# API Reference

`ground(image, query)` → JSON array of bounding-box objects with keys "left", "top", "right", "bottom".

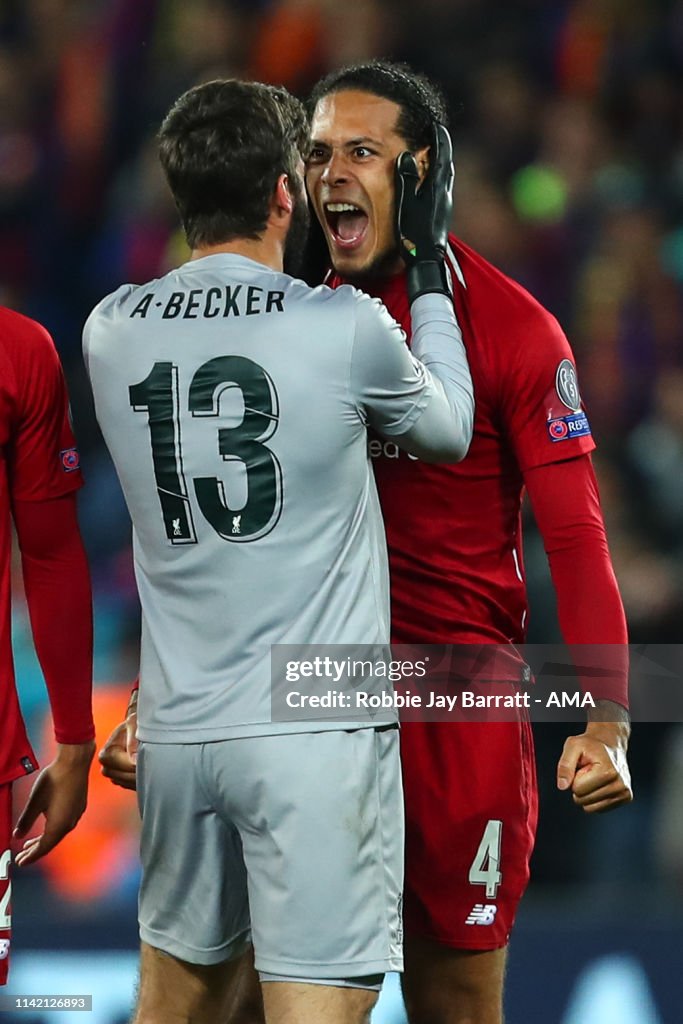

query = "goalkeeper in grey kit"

[{"left": 91, "top": 77, "right": 469, "bottom": 1024}]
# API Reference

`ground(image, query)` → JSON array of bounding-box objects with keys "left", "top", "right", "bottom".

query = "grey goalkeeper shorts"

[{"left": 136, "top": 726, "right": 404, "bottom": 979}]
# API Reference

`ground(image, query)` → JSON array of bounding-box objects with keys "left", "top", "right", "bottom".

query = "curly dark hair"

[{"left": 308, "top": 60, "right": 448, "bottom": 150}]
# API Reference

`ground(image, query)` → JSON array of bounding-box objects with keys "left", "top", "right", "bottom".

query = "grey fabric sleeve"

[
  {"left": 350, "top": 291, "right": 474, "bottom": 464},
  {"left": 405, "top": 292, "right": 474, "bottom": 462}
]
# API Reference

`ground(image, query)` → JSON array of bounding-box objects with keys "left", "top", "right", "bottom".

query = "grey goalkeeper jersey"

[{"left": 83, "top": 253, "right": 473, "bottom": 741}]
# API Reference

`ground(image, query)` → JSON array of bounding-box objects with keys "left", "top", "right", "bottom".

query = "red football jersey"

[
  {"left": 333, "top": 236, "right": 595, "bottom": 645},
  {"left": 0, "top": 308, "right": 83, "bottom": 785}
]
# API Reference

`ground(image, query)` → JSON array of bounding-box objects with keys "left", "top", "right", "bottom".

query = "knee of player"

[{"left": 403, "top": 976, "right": 503, "bottom": 1024}]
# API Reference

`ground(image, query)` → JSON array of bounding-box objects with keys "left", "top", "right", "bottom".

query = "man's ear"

[
  {"left": 274, "top": 173, "right": 294, "bottom": 217},
  {"left": 414, "top": 145, "right": 430, "bottom": 185}
]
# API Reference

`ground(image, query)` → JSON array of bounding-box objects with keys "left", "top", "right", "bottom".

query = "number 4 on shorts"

[{"left": 468, "top": 819, "right": 502, "bottom": 898}]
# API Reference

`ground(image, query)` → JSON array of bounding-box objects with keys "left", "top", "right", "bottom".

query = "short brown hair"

[{"left": 159, "top": 79, "right": 309, "bottom": 248}]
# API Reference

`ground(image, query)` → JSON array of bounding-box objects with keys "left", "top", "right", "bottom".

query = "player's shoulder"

[
  {"left": 289, "top": 276, "right": 362, "bottom": 306},
  {"left": 0, "top": 305, "right": 56, "bottom": 357},
  {"left": 0, "top": 306, "right": 62, "bottom": 392},
  {"left": 448, "top": 235, "right": 560, "bottom": 335},
  {"left": 85, "top": 281, "right": 153, "bottom": 328},
  {"left": 288, "top": 276, "right": 389, "bottom": 325}
]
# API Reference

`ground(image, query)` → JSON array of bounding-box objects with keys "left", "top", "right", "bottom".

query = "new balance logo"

[{"left": 465, "top": 904, "right": 497, "bottom": 925}]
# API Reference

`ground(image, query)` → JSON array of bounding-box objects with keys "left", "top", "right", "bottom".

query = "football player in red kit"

[
  {"left": 304, "top": 61, "right": 632, "bottom": 1024},
  {"left": 100, "top": 60, "right": 632, "bottom": 1024},
  {"left": 0, "top": 307, "right": 95, "bottom": 985}
]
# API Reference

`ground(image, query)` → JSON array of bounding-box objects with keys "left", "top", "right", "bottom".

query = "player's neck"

[
  {"left": 337, "top": 251, "right": 406, "bottom": 288},
  {"left": 191, "top": 235, "right": 283, "bottom": 273}
]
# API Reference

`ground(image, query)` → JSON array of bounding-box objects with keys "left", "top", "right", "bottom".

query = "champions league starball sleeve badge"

[{"left": 546, "top": 359, "right": 592, "bottom": 443}]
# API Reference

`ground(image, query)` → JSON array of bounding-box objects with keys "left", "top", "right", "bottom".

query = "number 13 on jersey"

[{"left": 130, "top": 357, "right": 283, "bottom": 545}]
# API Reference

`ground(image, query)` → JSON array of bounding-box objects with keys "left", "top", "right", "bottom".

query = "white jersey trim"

[
  {"left": 446, "top": 243, "right": 467, "bottom": 289},
  {"left": 511, "top": 546, "right": 524, "bottom": 583}
]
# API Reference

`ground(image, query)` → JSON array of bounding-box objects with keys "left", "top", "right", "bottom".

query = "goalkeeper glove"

[{"left": 395, "top": 123, "right": 454, "bottom": 302}]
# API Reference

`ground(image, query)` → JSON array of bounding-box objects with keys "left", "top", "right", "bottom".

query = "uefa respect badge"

[
  {"left": 547, "top": 411, "right": 591, "bottom": 442},
  {"left": 60, "top": 447, "right": 80, "bottom": 472}
]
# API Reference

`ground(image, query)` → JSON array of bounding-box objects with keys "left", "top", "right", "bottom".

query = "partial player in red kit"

[
  {"left": 99, "top": 61, "right": 633, "bottom": 1024},
  {"left": 0, "top": 307, "right": 95, "bottom": 985},
  {"left": 305, "top": 61, "right": 633, "bottom": 1024}
]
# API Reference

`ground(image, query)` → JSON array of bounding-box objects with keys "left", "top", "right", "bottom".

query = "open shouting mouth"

[{"left": 324, "top": 201, "right": 369, "bottom": 250}]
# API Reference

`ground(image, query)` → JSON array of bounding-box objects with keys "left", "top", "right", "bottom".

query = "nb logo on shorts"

[
  {"left": 465, "top": 904, "right": 497, "bottom": 926},
  {"left": 0, "top": 939, "right": 10, "bottom": 959}
]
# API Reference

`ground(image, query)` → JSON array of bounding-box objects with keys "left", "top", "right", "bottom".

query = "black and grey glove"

[{"left": 395, "top": 123, "right": 454, "bottom": 302}]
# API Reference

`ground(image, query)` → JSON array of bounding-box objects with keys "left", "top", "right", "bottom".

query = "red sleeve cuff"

[{"left": 54, "top": 725, "right": 96, "bottom": 745}]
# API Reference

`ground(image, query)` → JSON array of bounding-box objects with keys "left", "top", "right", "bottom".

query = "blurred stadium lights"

[
  {"left": 562, "top": 955, "right": 663, "bottom": 1024},
  {"left": 4, "top": 952, "right": 137, "bottom": 1024}
]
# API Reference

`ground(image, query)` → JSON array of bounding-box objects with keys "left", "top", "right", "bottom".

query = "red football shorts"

[
  {"left": 401, "top": 718, "right": 538, "bottom": 949},
  {"left": 0, "top": 784, "right": 12, "bottom": 985}
]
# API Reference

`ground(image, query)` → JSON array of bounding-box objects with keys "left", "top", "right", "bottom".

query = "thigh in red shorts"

[
  {"left": 0, "top": 784, "right": 12, "bottom": 984},
  {"left": 401, "top": 718, "right": 538, "bottom": 949}
]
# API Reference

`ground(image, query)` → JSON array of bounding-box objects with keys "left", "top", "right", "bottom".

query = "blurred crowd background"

[{"left": 1, "top": 0, "right": 682, "bottom": 1017}]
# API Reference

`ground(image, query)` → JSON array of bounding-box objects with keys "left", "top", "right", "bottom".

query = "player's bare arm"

[
  {"left": 99, "top": 687, "right": 138, "bottom": 791},
  {"left": 13, "top": 740, "right": 95, "bottom": 866}
]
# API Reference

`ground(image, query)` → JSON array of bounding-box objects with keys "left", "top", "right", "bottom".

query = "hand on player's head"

[
  {"left": 395, "top": 123, "right": 454, "bottom": 301},
  {"left": 395, "top": 123, "right": 453, "bottom": 267}
]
